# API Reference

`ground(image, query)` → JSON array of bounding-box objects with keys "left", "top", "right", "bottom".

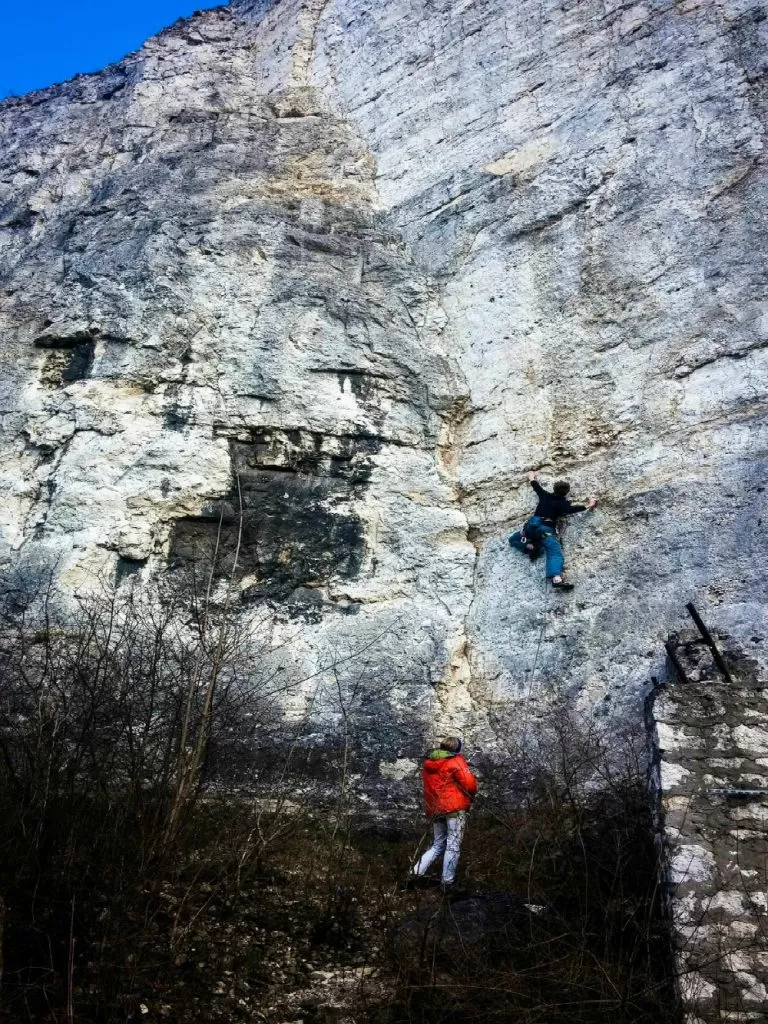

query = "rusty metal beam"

[
  {"left": 664, "top": 641, "right": 691, "bottom": 685},
  {"left": 685, "top": 602, "right": 734, "bottom": 684}
]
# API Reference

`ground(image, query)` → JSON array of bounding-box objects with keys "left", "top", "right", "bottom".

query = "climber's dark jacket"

[{"left": 530, "top": 480, "right": 586, "bottom": 524}]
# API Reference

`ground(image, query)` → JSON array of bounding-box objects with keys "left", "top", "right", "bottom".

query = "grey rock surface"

[{"left": 1, "top": 0, "right": 767, "bottom": 756}]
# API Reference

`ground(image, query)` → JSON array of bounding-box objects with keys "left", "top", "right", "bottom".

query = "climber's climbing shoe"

[{"left": 550, "top": 580, "right": 574, "bottom": 591}]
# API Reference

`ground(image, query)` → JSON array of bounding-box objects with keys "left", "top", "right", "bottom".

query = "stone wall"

[{"left": 648, "top": 626, "right": 768, "bottom": 1021}]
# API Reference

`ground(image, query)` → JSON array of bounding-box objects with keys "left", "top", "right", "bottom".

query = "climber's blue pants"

[{"left": 509, "top": 517, "right": 564, "bottom": 579}]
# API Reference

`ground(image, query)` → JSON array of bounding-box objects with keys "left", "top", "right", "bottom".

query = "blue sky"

[{"left": 1, "top": 1, "right": 226, "bottom": 99}]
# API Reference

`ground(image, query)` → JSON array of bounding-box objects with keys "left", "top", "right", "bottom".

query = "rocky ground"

[{"left": 2, "top": 798, "right": 677, "bottom": 1024}]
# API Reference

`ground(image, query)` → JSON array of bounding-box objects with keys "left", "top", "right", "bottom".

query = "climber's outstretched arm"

[
  {"left": 562, "top": 496, "right": 598, "bottom": 515},
  {"left": 528, "top": 471, "right": 546, "bottom": 497}
]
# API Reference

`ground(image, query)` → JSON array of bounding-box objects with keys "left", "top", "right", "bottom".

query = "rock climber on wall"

[{"left": 509, "top": 472, "right": 598, "bottom": 590}]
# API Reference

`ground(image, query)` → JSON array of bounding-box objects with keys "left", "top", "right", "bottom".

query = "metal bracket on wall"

[
  {"left": 686, "top": 602, "right": 734, "bottom": 685},
  {"left": 664, "top": 640, "right": 691, "bottom": 685}
]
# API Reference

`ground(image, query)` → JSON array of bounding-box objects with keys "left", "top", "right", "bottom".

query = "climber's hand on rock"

[
  {"left": 528, "top": 471, "right": 537, "bottom": 482},
  {"left": 587, "top": 497, "right": 598, "bottom": 509}
]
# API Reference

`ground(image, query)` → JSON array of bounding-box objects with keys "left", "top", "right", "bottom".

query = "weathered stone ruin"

[{"left": 649, "top": 624, "right": 768, "bottom": 1022}]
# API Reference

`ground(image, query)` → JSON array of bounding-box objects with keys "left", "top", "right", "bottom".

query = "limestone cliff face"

[{"left": 1, "top": 0, "right": 767, "bottom": 748}]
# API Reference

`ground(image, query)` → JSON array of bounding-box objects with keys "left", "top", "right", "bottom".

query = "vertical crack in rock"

[
  {"left": 432, "top": 392, "right": 480, "bottom": 725},
  {"left": 291, "top": 0, "right": 332, "bottom": 88}
]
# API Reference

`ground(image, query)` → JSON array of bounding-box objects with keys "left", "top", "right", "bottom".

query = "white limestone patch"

[
  {"left": 678, "top": 971, "right": 717, "bottom": 1006},
  {"left": 734, "top": 726, "right": 768, "bottom": 755},
  {"left": 736, "top": 972, "right": 768, "bottom": 1005},
  {"left": 660, "top": 761, "right": 691, "bottom": 790},
  {"left": 708, "top": 891, "right": 749, "bottom": 916},
  {"left": 378, "top": 758, "right": 418, "bottom": 782},
  {"left": 656, "top": 723, "right": 706, "bottom": 752},
  {"left": 669, "top": 844, "right": 717, "bottom": 885},
  {"left": 482, "top": 136, "right": 556, "bottom": 177},
  {"left": 729, "top": 804, "right": 768, "bottom": 824}
]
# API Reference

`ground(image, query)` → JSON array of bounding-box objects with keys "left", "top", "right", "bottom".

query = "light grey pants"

[{"left": 411, "top": 812, "right": 467, "bottom": 884}]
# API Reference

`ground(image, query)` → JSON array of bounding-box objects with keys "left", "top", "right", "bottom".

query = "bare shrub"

[
  {"left": 0, "top": 568, "right": 677, "bottom": 1024},
  {"left": 0, "top": 565, "right": 298, "bottom": 1020}
]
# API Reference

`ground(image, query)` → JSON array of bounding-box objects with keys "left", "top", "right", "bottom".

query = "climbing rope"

[{"left": 526, "top": 577, "right": 549, "bottom": 699}]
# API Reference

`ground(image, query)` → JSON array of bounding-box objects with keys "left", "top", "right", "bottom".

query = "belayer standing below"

[
  {"left": 409, "top": 737, "right": 478, "bottom": 892},
  {"left": 509, "top": 472, "right": 598, "bottom": 590}
]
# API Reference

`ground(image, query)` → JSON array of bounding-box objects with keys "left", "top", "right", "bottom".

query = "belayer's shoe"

[
  {"left": 401, "top": 875, "right": 439, "bottom": 891},
  {"left": 439, "top": 881, "right": 466, "bottom": 898}
]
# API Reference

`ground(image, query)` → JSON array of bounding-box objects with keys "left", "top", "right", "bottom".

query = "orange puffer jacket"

[{"left": 422, "top": 750, "right": 478, "bottom": 817}]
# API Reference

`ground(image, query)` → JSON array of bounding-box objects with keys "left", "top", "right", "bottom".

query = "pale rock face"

[
  {"left": 1, "top": 0, "right": 767, "bottom": 753},
  {"left": 669, "top": 843, "right": 717, "bottom": 885}
]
